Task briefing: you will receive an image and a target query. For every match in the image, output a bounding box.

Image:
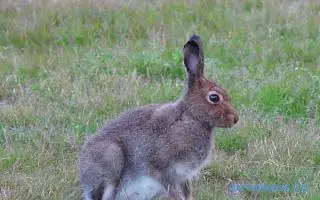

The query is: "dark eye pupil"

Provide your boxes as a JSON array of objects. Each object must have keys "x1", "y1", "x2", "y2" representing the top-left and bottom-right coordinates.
[{"x1": 209, "y1": 94, "x2": 219, "y2": 103}]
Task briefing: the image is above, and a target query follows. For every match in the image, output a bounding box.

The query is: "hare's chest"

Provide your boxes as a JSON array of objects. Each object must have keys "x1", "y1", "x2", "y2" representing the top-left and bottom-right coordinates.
[
  {"x1": 172, "y1": 163, "x2": 202, "y2": 181},
  {"x1": 172, "y1": 149, "x2": 213, "y2": 182}
]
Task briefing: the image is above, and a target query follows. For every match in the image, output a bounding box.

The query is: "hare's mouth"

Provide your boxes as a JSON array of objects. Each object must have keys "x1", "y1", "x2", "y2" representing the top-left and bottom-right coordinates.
[
  {"x1": 217, "y1": 114, "x2": 238, "y2": 128},
  {"x1": 217, "y1": 122, "x2": 235, "y2": 128}
]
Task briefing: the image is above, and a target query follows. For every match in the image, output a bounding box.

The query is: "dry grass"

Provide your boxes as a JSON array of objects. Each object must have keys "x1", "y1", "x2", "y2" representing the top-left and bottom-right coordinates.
[{"x1": 0, "y1": 0, "x2": 319, "y2": 199}]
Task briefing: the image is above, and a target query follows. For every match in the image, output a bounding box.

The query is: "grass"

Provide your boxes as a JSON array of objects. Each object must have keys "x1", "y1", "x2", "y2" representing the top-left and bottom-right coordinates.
[{"x1": 0, "y1": 0, "x2": 319, "y2": 199}]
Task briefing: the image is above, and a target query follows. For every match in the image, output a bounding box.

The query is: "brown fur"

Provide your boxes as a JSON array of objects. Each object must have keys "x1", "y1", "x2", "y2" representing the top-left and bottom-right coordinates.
[{"x1": 79, "y1": 35, "x2": 238, "y2": 200}]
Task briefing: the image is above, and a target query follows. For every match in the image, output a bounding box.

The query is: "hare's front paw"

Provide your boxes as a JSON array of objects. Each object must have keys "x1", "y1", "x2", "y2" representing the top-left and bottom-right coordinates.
[{"x1": 168, "y1": 181, "x2": 192, "y2": 200}]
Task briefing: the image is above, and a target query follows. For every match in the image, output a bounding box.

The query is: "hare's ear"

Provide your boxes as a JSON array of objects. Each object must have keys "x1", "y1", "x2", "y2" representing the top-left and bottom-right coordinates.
[{"x1": 183, "y1": 35, "x2": 204, "y2": 87}]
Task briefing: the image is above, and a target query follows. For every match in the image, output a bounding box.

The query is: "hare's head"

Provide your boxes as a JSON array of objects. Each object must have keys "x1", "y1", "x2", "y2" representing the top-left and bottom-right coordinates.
[{"x1": 183, "y1": 35, "x2": 238, "y2": 128}]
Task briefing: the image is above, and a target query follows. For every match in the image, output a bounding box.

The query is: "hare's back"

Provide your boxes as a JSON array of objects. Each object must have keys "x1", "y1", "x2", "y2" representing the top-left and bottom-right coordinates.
[
  {"x1": 81, "y1": 104, "x2": 161, "y2": 156},
  {"x1": 100, "y1": 104, "x2": 161, "y2": 135}
]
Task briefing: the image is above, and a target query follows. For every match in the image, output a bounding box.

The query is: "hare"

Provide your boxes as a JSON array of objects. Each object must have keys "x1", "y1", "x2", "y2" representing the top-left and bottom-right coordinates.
[{"x1": 79, "y1": 35, "x2": 239, "y2": 200}]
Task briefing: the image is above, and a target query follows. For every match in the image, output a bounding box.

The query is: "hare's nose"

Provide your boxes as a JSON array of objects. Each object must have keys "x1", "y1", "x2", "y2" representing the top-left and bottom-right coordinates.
[
  {"x1": 227, "y1": 114, "x2": 238, "y2": 125},
  {"x1": 233, "y1": 114, "x2": 239, "y2": 124}
]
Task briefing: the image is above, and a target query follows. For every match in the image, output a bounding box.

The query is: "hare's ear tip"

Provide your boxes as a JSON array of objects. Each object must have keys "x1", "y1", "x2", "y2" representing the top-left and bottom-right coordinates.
[
  {"x1": 187, "y1": 34, "x2": 203, "y2": 46},
  {"x1": 189, "y1": 34, "x2": 201, "y2": 41}
]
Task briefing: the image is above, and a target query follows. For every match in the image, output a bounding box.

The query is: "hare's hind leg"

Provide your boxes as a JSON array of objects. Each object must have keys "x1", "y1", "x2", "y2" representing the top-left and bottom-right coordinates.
[
  {"x1": 82, "y1": 182, "x2": 116, "y2": 200},
  {"x1": 80, "y1": 142, "x2": 125, "y2": 200},
  {"x1": 102, "y1": 184, "x2": 116, "y2": 200}
]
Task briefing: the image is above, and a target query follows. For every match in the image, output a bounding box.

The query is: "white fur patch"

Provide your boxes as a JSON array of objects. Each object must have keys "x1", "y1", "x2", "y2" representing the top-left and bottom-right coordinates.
[
  {"x1": 173, "y1": 150, "x2": 213, "y2": 182},
  {"x1": 173, "y1": 163, "x2": 201, "y2": 181},
  {"x1": 116, "y1": 176, "x2": 166, "y2": 200}
]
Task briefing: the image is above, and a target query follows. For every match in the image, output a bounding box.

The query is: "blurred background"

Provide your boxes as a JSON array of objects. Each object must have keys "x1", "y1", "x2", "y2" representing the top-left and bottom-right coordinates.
[{"x1": 0, "y1": 0, "x2": 319, "y2": 199}]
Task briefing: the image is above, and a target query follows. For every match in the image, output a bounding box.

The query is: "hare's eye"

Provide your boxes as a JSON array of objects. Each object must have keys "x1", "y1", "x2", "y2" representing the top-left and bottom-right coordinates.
[
  {"x1": 207, "y1": 91, "x2": 223, "y2": 104},
  {"x1": 209, "y1": 94, "x2": 219, "y2": 103}
]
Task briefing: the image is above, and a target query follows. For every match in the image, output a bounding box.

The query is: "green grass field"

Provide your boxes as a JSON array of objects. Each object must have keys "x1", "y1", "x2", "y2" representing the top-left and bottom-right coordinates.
[{"x1": 0, "y1": 0, "x2": 319, "y2": 199}]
